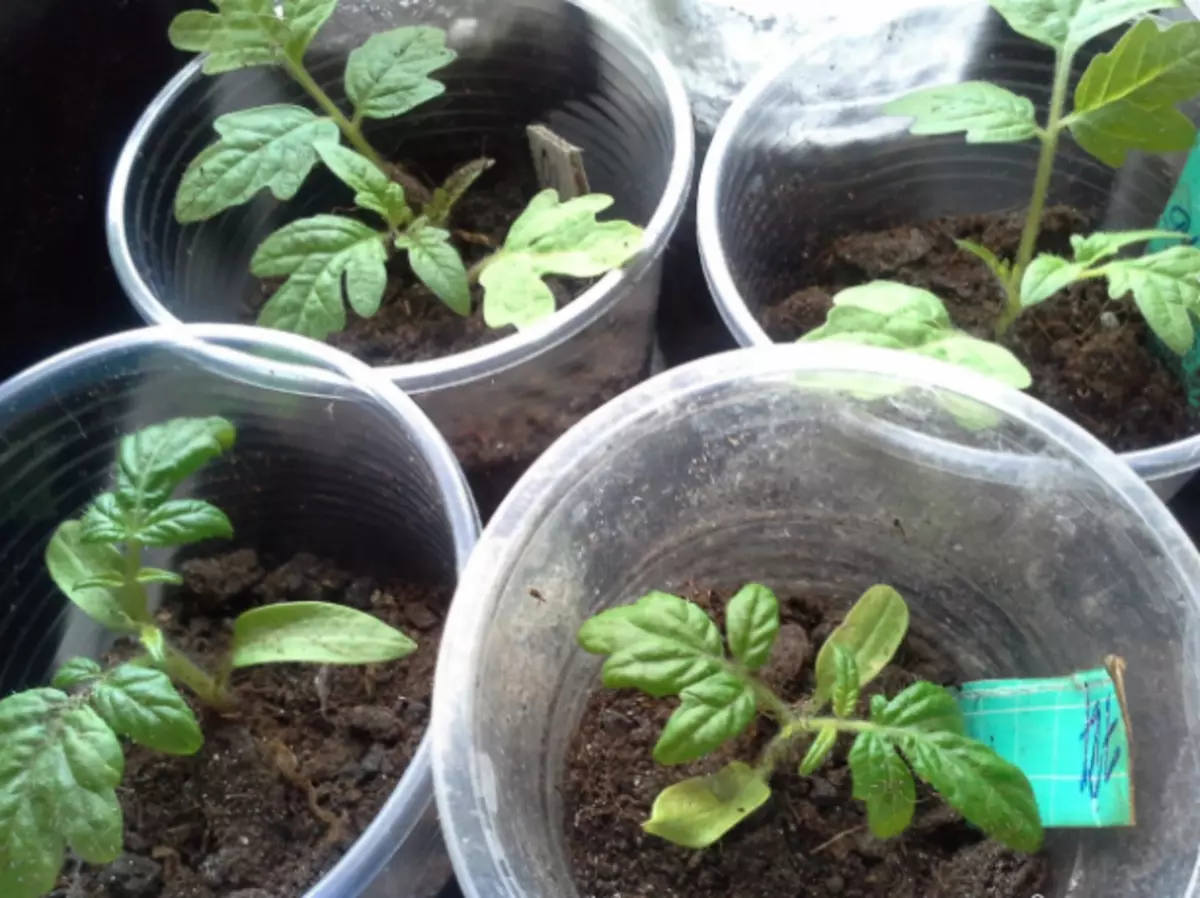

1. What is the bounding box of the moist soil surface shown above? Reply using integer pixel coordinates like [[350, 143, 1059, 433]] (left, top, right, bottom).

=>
[[564, 586, 1052, 898], [760, 206, 1199, 452], [62, 549, 449, 898]]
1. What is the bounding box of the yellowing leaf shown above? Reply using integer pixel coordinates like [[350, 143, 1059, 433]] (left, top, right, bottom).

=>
[[345, 26, 455, 120], [885, 81, 1038, 143], [642, 762, 770, 848], [230, 601, 417, 667]]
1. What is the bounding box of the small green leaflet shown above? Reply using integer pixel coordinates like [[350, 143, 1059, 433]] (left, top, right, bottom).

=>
[[1105, 245, 1200, 354], [480, 190, 644, 329], [1070, 229, 1185, 266], [577, 591, 725, 697], [0, 689, 124, 898], [654, 671, 757, 765], [140, 625, 167, 664], [230, 601, 418, 667], [849, 732, 916, 838], [316, 143, 411, 227], [425, 158, 495, 227], [83, 494, 232, 547], [724, 582, 779, 670], [899, 730, 1043, 852], [884, 82, 1038, 143], [395, 223, 471, 315], [280, 0, 338, 59], [798, 726, 838, 775], [175, 106, 340, 222], [830, 644, 860, 718], [46, 521, 141, 631], [1068, 19, 1200, 167], [345, 26, 455, 120], [956, 238, 1012, 282], [90, 664, 202, 755], [253, 214, 388, 338], [988, 0, 1178, 53], [168, 0, 285, 74], [116, 417, 235, 512], [52, 658, 103, 689], [813, 585, 909, 706], [1020, 254, 1085, 307], [873, 682, 965, 734], [643, 762, 771, 848]]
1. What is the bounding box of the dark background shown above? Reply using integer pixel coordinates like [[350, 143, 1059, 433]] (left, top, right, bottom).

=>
[[4, 3, 1200, 896]]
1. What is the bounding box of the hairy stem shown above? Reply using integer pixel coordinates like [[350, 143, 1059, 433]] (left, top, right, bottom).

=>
[[466, 254, 495, 285], [162, 643, 234, 710], [998, 51, 1073, 335], [280, 54, 432, 205]]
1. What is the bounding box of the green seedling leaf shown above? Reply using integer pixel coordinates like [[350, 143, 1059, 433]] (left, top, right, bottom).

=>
[[175, 106, 340, 222], [1020, 254, 1085, 307], [80, 493, 129, 544], [46, 521, 140, 632], [849, 732, 916, 838], [654, 671, 757, 765], [900, 730, 1043, 852], [116, 416, 235, 512], [135, 499, 233, 547], [1070, 229, 1186, 266], [989, 0, 1178, 53], [814, 585, 909, 706], [873, 682, 965, 734], [1068, 19, 1200, 167], [52, 658, 103, 690], [137, 568, 184, 586], [480, 190, 644, 330], [139, 625, 167, 664], [345, 26, 455, 120], [91, 663, 202, 755], [395, 222, 471, 315], [168, 0, 285, 74], [725, 582, 779, 670], [885, 81, 1038, 143], [281, 0, 338, 58], [0, 689, 124, 898], [831, 644, 861, 718], [230, 601, 418, 667], [315, 143, 411, 227], [425, 158, 495, 227], [253, 214, 388, 338], [956, 238, 1012, 281], [577, 591, 725, 697], [1106, 245, 1200, 354], [642, 762, 771, 848], [799, 725, 839, 775], [914, 331, 1033, 389]]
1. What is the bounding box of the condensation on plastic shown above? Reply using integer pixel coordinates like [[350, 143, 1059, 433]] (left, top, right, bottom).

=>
[[0, 325, 480, 898], [695, 0, 1200, 499], [432, 343, 1200, 898], [106, 0, 693, 490]]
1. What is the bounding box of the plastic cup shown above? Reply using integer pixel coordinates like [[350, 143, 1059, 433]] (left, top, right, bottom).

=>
[[0, 324, 480, 898], [696, 2, 1200, 498], [432, 343, 1200, 898]]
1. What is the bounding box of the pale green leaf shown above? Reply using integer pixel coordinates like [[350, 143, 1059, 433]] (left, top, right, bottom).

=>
[[175, 105, 340, 222], [135, 499, 232, 547], [988, 0, 1178, 52], [167, 0, 285, 75], [280, 0, 337, 58], [814, 585, 909, 706], [480, 189, 644, 330], [139, 625, 166, 664], [230, 601, 418, 667], [315, 143, 411, 226], [345, 26, 455, 120], [885, 81, 1038, 143], [1106, 245, 1200, 354], [914, 332, 1033, 389], [253, 215, 388, 338], [1020, 254, 1084, 307], [116, 417, 235, 512], [725, 582, 779, 671], [46, 521, 140, 632], [396, 224, 471, 315], [874, 682, 965, 734], [424, 157, 495, 226], [52, 658, 103, 690], [956, 238, 1011, 281], [642, 762, 770, 848], [799, 725, 839, 775], [91, 664, 202, 755], [900, 730, 1043, 852], [831, 644, 861, 718], [577, 591, 725, 697], [653, 672, 757, 765], [802, 282, 951, 347], [849, 732, 916, 838], [1069, 19, 1200, 167], [1070, 228, 1186, 265]]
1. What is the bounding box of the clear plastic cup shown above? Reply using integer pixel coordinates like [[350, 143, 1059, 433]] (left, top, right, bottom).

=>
[[432, 343, 1200, 898], [0, 324, 480, 898], [106, 0, 693, 512], [695, 2, 1200, 498]]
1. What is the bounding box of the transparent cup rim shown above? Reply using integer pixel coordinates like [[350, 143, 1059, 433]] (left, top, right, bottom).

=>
[[695, 45, 1200, 486], [431, 342, 1200, 898], [105, 0, 695, 395], [0, 322, 481, 898]]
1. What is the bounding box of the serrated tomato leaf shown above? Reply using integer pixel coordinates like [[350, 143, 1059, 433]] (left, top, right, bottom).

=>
[[345, 26, 455, 120], [396, 223, 471, 315], [849, 732, 916, 838], [653, 672, 757, 765], [315, 143, 411, 227], [874, 682, 965, 734], [885, 82, 1038, 143], [115, 417, 235, 512], [725, 582, 779, 670], [1105, 245, 1200, 355], [91, 664, 202, 756]]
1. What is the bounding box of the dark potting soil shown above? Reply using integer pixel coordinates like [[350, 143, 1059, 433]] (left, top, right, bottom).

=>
[[563, 586, 1052, 898], [760, 206, 1200, 452], [63, 550, 449, 898]]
